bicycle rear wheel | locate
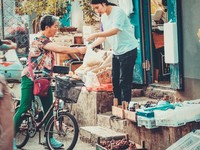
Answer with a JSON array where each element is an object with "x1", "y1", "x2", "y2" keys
[
  {"x1": 46, "y1": 112, "x2": 79, "y2": 150},
  {"x1": 16, "y1": 115, "x2": 30, "y2": 148}
]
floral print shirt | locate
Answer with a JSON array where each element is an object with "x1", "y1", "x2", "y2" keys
[{"x1": 21, "y1": 35, "x2": 55, "y2": 80}]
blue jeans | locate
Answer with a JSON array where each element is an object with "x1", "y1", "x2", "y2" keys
[{"x1": 112, "y1": 48, "x2": 137, "y2": 105}]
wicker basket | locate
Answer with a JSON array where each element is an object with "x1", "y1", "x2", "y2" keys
[{"x1": 54, "y1": 76, "x2": 83, "y2": 103}]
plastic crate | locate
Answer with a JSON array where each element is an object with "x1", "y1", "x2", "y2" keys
[
  {"x1": 137, "y1": 116, "x2": 158, "y2": 129},
  {"x1": 54, "y1": 76, "x2": 83, "y2": 103},
  {"x1": 166, "y1": 130, "x2": 200, "y2": 150}
]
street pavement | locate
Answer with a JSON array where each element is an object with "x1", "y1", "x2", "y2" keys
[
  {"x1": 9, "y1": 83, "x2": 95, "y2": 150},
  {"x1": 18, "y1": 132, "x2": 95, "y2": 150}
]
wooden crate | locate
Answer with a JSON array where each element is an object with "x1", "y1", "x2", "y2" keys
[
  {"x1": 96, "y1": 138, "x2": 147, "y2": 150},
  {"x1": 124, "y1": 110, "x2": 137, "y2": 122},
  {"x1": 112, "y1": 105, "x2": 125, "y2": 119},
  {"x1": 111, "y1": 99, "x2": 127, "y2": 119}
]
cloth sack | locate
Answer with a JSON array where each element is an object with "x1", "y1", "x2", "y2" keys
[{"x1": 33, "y1": 78, "x2": 50, "y2": 97}]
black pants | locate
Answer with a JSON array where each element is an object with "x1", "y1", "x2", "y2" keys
[{"x1": 112, "y1": 48, "x2": 137, "y2": 105}]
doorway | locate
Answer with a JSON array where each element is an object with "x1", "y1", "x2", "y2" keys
[
  {"x1": 132, "y1": 0, "x2": 183, "y2": 89},
  {"x1": 150, "y1": 0, "x2": 170, "y2": 86}
]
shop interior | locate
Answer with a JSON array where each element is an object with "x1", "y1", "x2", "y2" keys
[{"x1": 150, "y1": 0, "x2": 170, "y2": 84}]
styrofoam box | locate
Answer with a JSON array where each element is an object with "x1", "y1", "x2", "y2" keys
[
  {"x1": 154, "y1": 108, "x2": 186, "y2": 127},
  {"x1": 166, "y1": 130, "x2": 200, "y2": 150},
  {"x1": 137, "y1": 116, "x2": 158, "y2": 129},
  {"x1": 155, "y1": 104, "x2": 200, "y2": 127},
  {"x1": 180, "y1": 104, "x2": 200, "y2": 123}
]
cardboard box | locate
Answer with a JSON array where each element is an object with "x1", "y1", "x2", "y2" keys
[{"x1": 97, "y1": 69, "x2": 112, "y2": 84}]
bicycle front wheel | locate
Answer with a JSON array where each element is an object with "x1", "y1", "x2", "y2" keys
[{"x1": 46, "y1": 112, "x2": 79, "y2": 150}]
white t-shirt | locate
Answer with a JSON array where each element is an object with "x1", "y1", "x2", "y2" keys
[{"x1": 101, "y1": 6, "x2": 138, "y2": 55}]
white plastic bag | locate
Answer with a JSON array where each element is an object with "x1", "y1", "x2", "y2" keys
[
  {"x1": 84, "y1": 71, "x2": 100, "y2": 87},
  {"x1": 83, "y1": 49, "x2": 103, "y2": 67}
]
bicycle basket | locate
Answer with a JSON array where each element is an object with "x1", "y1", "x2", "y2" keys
[{"x1": 54, "y1": 76, "x2": 82, "y2": 103}]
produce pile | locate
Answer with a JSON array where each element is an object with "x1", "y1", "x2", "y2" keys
[{"x1": 99, "y1": 138, "x2": 136, "y2": 150}]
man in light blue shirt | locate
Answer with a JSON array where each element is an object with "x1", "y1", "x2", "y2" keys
[{"x1": 87, "y1": 0, "x2": 138, "y2": 105}]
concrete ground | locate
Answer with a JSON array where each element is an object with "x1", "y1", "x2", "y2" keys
[{"x1": 18, "y1": 132, "x2": 95, "y2": 150}]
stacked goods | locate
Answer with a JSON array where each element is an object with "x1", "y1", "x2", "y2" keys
[
  {"x1": 59, "y1": 27, "x2": 77, "y2": 33},
  {"x1": 136, "y1": 100, "x2": 174, "y2": 129},
  {"x1": 51, "y1": 34, "x2": 74, "y2": 47}
]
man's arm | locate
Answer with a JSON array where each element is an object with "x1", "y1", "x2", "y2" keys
[{"x1": 87, "y1": 28, "x2": 120, "y2": 42}]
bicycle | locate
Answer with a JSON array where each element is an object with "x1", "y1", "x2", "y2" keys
[
  {"x1": 15, "y1": 66, "x2": 82, "y2": 150},
  {"x1": 13, "y1": 94, "x2": 44, "y2": 123}
]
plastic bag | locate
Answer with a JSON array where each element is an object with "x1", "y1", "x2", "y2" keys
[
  {"x1": 83, "y1": 49, "x2": 103, "y2": 67},
  {"x1": 84, "y1": 71, "x2": 100, "y2": 87}
]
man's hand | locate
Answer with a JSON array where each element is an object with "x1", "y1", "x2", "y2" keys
[
  {"x1": 9, "y1": 41, "x2": 17, "y2": 49},
  {"x1": 2, "y1": 40, "x2": 12, "y2": 45},
  {"x1": 86, "y1": 33, "x2": 98, "y2": 42}
]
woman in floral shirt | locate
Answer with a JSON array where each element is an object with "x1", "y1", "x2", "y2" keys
[{"x1": 13, "y1": 15, "x2": 86, "y2": 149}]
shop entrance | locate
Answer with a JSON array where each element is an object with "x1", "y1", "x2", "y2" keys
[
  {"x1": 150, "y1": 0, "x2": 170, "y2": 85},
  {"x1": 137, "y1": 0, "x2": 183, "y2": 90}
]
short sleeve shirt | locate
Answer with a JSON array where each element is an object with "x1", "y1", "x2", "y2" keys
[
  {"x1": 21, "y1": 35, "x2": 55, "y2": 80},
  {"x1": 101, "y1": 6, "x2": 138, "y2": 55}
]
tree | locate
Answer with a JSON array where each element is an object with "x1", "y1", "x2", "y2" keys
[
  {"x1": 15, "y1": 0, "x2": 70, "y2": 33},
  {"x1": 78, "y1": 0, "x2": 99, "y2": 25},
  {"x1": 16, "y1": 0, "x2": 70, "y2": 17}
]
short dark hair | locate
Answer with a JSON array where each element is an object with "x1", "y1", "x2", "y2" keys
[
  {"x1": 90, "y1": 0, "x2": 117, "y2": 6},
  {"x1": 40, "y1": 15, "x2": 59, "y2": 31}
]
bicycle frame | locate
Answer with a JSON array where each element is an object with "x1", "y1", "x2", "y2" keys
[{"x1": 35, "y1": 97, "x2": 67, "y2": 145}]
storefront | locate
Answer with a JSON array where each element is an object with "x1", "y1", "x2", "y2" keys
[{"x1": 131, "y1": 0, "x2": 183, "y2": 90}]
